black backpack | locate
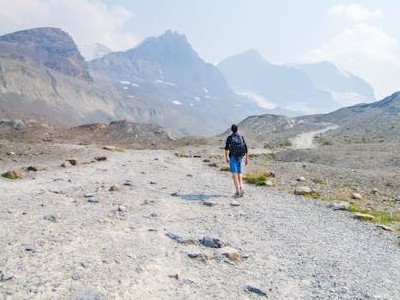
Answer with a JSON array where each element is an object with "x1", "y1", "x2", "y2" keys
[{"x1": 230, "y1": 134, "x2": 246, "y2": 158}]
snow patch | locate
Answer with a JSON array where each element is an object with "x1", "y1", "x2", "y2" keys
[
  {"x1": 119, "y1": 81, "x2": 131, "y2": 85},
  {"x1": 171, "y1": 100, "x2": 182, "y2": 105},
  {"x1": 156, "y1": 80, "x2": 177, "y2": 87},
  {"x1": 237, "y1": 91, "x2": 276, "y2": 109}
]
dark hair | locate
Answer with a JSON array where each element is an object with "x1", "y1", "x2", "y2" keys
[{"x1": 231, "y1": 124, "x2": 238, "y2": 133}]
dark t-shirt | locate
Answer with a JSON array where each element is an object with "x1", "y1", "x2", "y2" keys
[{"x1": 225, "y1": 133, "x2": 248, "y2": 157}]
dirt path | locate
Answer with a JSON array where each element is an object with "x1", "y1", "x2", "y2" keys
[
  {"x1": 0, "y1": 147, "x2": 399, "y2": 299},
  {"x1": 290, "y1": 124, "x2": 339, "y2": 149}
]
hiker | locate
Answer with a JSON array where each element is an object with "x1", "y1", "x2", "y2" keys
[{"x1": 224, "y1": 124, "x2": 249, "y2": 197}]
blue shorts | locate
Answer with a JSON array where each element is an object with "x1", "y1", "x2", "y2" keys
[{"x1": 229, "y1": 156, "x2": 243, "y2": 173}]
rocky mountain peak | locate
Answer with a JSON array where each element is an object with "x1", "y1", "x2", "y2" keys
[
  {"x1": 130, "y1": 30, "x2": 200, "y2": 64},
  {"x1": 0, "y1": 27, "x2": 92, "y2": 81}
]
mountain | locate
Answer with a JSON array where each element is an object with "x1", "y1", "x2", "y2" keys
[
  {"x1": 89, "y1": 30, "x2": 266, "y2": 135},
  {"x1": 217, "y1": 50, "x2": 374, "y2": 115},
  {"x1": 296, "y1": 61, "x2": 375, "y2": 106},
  {"x1": 0, "y1": 27, "x2": 92, "y2": 81},
  {"x1": 0, "y1": 27, "x2": 128, "y2": 126}
]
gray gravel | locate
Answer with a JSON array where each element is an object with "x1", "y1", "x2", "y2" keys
[{"x1": 0, "y1": 147, "x2": 399, "y2": 299}]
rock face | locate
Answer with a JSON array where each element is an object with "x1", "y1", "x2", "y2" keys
[{"x1": 0, "y1": 27, "x2": 92, "y2": 81}]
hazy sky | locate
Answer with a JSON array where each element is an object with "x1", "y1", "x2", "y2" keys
[{"x1": 0, "y1": 0, "x2": 399, "y2": 99}]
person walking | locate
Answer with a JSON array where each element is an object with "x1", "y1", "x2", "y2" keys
[{"x1": 224, "y1": 124, "x2": 249, "y2": 197}]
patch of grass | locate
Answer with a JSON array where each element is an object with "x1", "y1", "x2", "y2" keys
[
  {"x1": 312, "y1": 178, "x2": 325, "y2": 185},
  {"x1": 278, "y1": 140, "x2": 292, "y2": 147},
  {"x1": 317, "y1": 138, "x2": 333, "y2": 146},
  {"x1": 349, "y1": 204, "x2": 400, "y2": 225},
  {"x1": 220, "y1": 166, "x2": 230, "y2": 172},
  {"x1": 244, "y1": 169, "x2": 271, "y2": 186},
  {"x1": 301, "y1": 190, "x2": 321, "y2": 199}
]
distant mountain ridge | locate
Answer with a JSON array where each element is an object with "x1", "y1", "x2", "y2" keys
[{"x1": 217, "y1": 50, "x2": 375, "y2": 115}]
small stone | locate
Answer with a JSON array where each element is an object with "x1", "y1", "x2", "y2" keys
[
  {"x1": 1, "y1": 170, "x2": 23, "y2": 179},
  {"x1": 353, "y1": 213, "x2": 375, "y2": 221},
  {"x1": 200, "y1": 236, "x2": 223, "y2": 248},
  {"x1": 118, "y1": 205, "x2": 127, "y2": 212},
  {"x1": 109, "y1": 184, "x2": 121, "y2": 192},
  {"x1": 71, "y1": 272, "x2": 82, "y2": 280},
  {"x1": 296, "y1": 176, "x2": 306, "y2": 182},
  {"x1": 27, "y1": 165, "x2": 46, "y2": 172},
  {"x1": 265, "y1": 179, "x2": 275, "y2": 187},
  {"x1": 219, "y1": 247, "x2": 241, "y2": 261},
  {"x1": 294, "y1": 186, "x2": 312, "y2": 196},
  {"x1": 330, "y1": 201, "x2": 350, "y2": 211},
  {"x1": 0, "y1": 272, "x2": 13, "y2": 281},
  {"x1": 376, "y1": 224, "x2": 394, "y2": 232},
  {"x1": 230, "y1": 201, "x2": 240, "y2": 207},
  {"x1": 94, "y1": 156, "x2": 107, "y2": 161},
  {"x1": 123, "y1": 180, "x2": 133, "y2": 186},
  {"x1": 244, "y1": 285, "x2": 268, "y2": 297},
  {"x1": 203, "y1": 200, "x2": 216, "y2": 207},
  {"x1": 352, "y1": 193, "x2": 362, "y2": 200},
  {"x1": 44, "y1": 215, "x2": 57, "y2": 223},
  {"x1": 24, "y1": 245, "x2": 36, "y2": 252},
  {"x1": 188, "y1": 252, "x2": 200, "y2": 258},
  {"x1": 88, "y1": 198, "x2": 99, "y2": 203},
  {"x1": 61, "y1": 161, "x2": 72, "y2": 168}
]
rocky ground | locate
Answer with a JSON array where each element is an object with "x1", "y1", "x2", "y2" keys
[{"x1": 0, "y1": 132, "x2": 399, "y2": 299}]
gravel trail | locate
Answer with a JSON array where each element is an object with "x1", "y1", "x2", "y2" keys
[
  {"x1": 290, "y1": 125, "x2": 340, "y2": 149},
  {"x1": 0, "y1": 147, "x2": 399, "y2": 299}
]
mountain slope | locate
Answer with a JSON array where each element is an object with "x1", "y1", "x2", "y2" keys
[{"x1": 317, "y1": 91, "x2": 400, "y2": 141}]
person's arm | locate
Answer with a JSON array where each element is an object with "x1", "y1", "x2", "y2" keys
[
  {"x1": 224, "y1": 136, "x2": 231, "y2": 163},
  {"x1": 225, "y1": 149, "x2": 229, "y2": 163},
  {"x1": 244, "y1": 137, "x2": 249, "y2": 166}
]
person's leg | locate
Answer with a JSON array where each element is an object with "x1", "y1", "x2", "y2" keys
[
  {"x1": 236, "y1": 158, "x2": 244, "y2": 196},
  {"x1": 238, "y1": 173, "x2": 244, "y2": 196},
  {"x1": 232, "y1": 173, "x2": 240, "y2": 194},
  {"x1": 230, "y1": 157, "x2": 241, "y2": 195}
]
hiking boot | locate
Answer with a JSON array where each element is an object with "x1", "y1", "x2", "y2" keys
[{"x1": 239, "y1": 187, "x2": 244, "y2": 197}]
